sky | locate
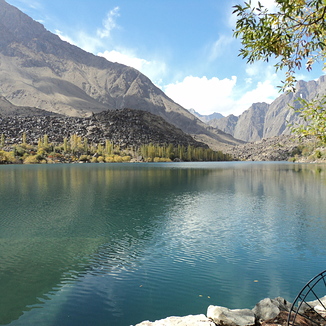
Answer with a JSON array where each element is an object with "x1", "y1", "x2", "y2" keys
[{"x1": 5, "y1": 0, "x2": 325, "y2": 117}]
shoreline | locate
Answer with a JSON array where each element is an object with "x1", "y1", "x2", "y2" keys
[{"x1": 135, "y1": 295, "x2": 325, "y2": 326}]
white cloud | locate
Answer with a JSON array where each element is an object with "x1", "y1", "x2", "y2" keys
[
  {"x1": 250, "y1": 0, "x2": 278, "y2": 11},
  {"x1": 55, "y1": 29, "x2": 103, "y2": 54},
  {"x1": 98, "y1": 50, "x2": 167, "y2": 86},
  {"x1": 207, "y1": 35, "x2": 234, "y2": 62},
  {"x1": 164, "y1": 76, "x2": 237, "y2": 116},
  {"x1": 55, "y1": 6, "x2": 120, "y2": 52},
  {"x1": 10, "y1": 0, "x2": 41, "y2": 10},
  {"x1": 163, "y1": 74, "x2": 279, "y2": 116},
  {"x1": 97, "y1": 7, "x2": 120, "y2": 39},
  {"x1": 235, "y1": 80, "x2": 279, "y2": 113},
  {"x1": 55, "y1": 30, "x2": 76, "y2": 45}
]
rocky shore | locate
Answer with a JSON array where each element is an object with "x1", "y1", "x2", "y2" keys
[
  {"x1": 225, "y1": 135, "x2": 326, "y2": 162},
  {"x1": 1, "y1": 108, "x2": 325, "y2": 163},
  {"x1": 135, "y1": 296, "x2": 326, "y2": 326}
]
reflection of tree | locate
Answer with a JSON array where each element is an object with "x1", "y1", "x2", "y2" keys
[
  {"x1": 0, "y1": 164, "x2": 215, "y2": 324},
  {"x1": 1, "y1": 163, "x2": 325, "y2": 324}
]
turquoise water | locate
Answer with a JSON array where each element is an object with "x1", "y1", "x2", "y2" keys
[{"x1": 0, "y1": 162, "x2": 326, "y2": 325}]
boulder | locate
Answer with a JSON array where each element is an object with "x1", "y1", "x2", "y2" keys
[
  {"x1": 135, "y1": 314, "x2": 215, "y2": 326},
  {"x1": 207, "y1": 305, "x2": 255, "y2": 326},
  {"x1": 252, "y1": 297, "x2": 292, "y2": 321},
  {"x1": 300, "y1": 295, "x2": 326, "y2": 314},
  {"x1": 261, "y1": 311, "x2": 312, "y2": 326}
]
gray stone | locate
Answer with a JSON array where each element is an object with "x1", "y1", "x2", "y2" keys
[
  {"x1": 299, "y1": 295, "x2": 326, "y2": 314},
  {"x1": 207, "y1": 305, "x2": 255, "y2": 326},
  {"x1": 252, "y1": 297, "x2": 292, "y2": 322},
  {"x1": 0, "y1": 108, "x2": 206, "y2": 150},
  {"x1": 135, "y1": 314, "x2": 215, "y2": 326}
]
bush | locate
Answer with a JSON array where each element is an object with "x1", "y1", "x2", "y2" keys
[
  {"x1": 79, "y1": 155, "x2": 89, "y2": 162},
  {"x1": 105, "y1": 156, "x2": 114, "y2": 163},
  {"x1": 122, "y1": 156, "x2": 131, "y2": 162},
  {"x1": 113, "y1": 155, "x2": 123, "y2": 163},
  {"x1": 14, "y1": 146, "x2": 26, "y2": 157},
  {"x1": 24, "y1": 155, "x2": 40, "y2": 164},
  {"x1": 0, "y1": 150, "x2": 9, "y2": 164},
  {"x1": 153, "y1": 157, "x2": 172, "y2": 162}
]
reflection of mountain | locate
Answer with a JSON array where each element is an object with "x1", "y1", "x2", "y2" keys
[
  {"x1": 163, "y1": 163, "x2": 326, "y2": 263},
  {"x1": 0, "y1": 165, "x2": 216, "y2": 324}
]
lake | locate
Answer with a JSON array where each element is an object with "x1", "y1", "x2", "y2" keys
[{"x1": 0, "y1": 162, "x2": 326, "y2": 326}]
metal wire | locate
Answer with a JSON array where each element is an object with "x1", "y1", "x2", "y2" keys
[{"x1": 287, "y1": 270, "x2": 326, "y2": 326}]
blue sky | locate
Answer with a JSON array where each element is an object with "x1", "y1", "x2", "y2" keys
[{"x1": 6, "y1": 0, "x2": 325, "y2": 116}]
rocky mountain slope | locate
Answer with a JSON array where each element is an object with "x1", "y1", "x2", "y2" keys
[
  {"x1": 0, "y1": 107, "x2": 207, "y2": 149},
  {"x1": 224, "y1": 134, "x2": 326, "y2": 162},
  {"x1": 210, "y1": 76, "x2": 326, "y2": 142},
  {"x1": 0, "y1": 0, "x2": 241, "y2": 149}
]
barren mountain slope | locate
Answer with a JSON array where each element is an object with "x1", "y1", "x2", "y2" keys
[
  {"x1": 0, "y1": 0, "x2": 242, "y2": 149},
  {"x1": 210, "y1": 76, "x2": 326, "y2": 142}
]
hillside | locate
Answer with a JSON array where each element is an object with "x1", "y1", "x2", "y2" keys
[
  {"x1": 0, "y1": 0, "x2": 241, "y2": 149},
  {"x1": 210, "y1": 76, "x2": 326, "y2": 142},
  {"x1": 0, "y1": 108, "x2": 207, "y2": 149}
]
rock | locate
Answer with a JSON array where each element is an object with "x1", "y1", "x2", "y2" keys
[
  {"x1": 252, "y1": 297, "x2": 292, "y2": 321},
  {"x1": 225, "y1": 134, "x2": 326, "y2": 162},
  {"x1": 300, "y1": 295, "x2": 326, "y2": 314},
  {"x1": 0, "y1": 108, "x2": 207, "y2": 150},
  {"x1": 135, "y1": 314, "x2": 215, "y2": 326},
  {"x1": 261, "y1": 311, "x2": 312, "y2": 326},
  {"x1": 207, "y1": 305, "x2": 255, "y2": 326}
]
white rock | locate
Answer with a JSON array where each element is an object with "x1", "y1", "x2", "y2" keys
[
  {"x1": 299, "y1": 295, "x2": 326, "y2": 313},
  {"x1": 252, "y1": 297, "x2": 291, "y2": 321},
  {"x1": 135, "y1": 314, "x2": 215, "y2": 326},
  {"x1": 207, "y1": 305, "x2": 255, "y2": 326}
]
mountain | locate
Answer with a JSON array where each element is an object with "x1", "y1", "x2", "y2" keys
[
  {"x1": 210, "y1": 76, "x2": 326, "y2": 142},
  {"x1": 210, "y1": 103, "x2": 269, "y2": 142},
  {"x1": 188, "y1": 109, "x2": 224, "y2": 124},
  {"x1": 0, "y1": 96, "x2": 60, "y2": 116},
  {"x1": 0, "y1": 108, "x2": 207, "y2": 149},
  {"x1": 0, "y1": 0, "x2": 242, "y2": 149}
]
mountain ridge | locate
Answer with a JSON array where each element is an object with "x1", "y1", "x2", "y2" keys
[
  {"x1": 200, "y1": 76, "x2": 326, "y2": 142},
  {"x1": 0, "y1": 0, "x2": 242, "y2": 149}
]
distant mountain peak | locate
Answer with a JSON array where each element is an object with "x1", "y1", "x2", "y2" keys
[
  {"x1": 211, "y1": 76, "x2": 326, "y2": 142},
  {"x1": 188, "y1": 109, "x2": 224, "y2": 123}
]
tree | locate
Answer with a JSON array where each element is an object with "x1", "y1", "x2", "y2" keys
[
  {"x1": 105, "y1": 139, "x2": 113, "y2": 155},
  {"x1": 0, "y1": 134, "x2": 5, "y2": 148},
  {"x1": 63, "y1": 137, "x2": 68, "y2": 153},
  {"x1": 233, "y1": 0, "x2": 326, "y2": 91},
  {"x1": 233, "y1": 0, "x2": 326, "y2": 142},
  {"x1": 291, "y1": 95, "x2": 326, "y2": 142},
  {"x1": 22, "y1": 132, "x2": 27, "y2": 145},
  {"x1": 83, "y1": 137, "x2": 89, "y2": 153}
]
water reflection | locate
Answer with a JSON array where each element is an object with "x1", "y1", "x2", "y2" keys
[{"x1": 0, "y1": 163, "x2": 326, "y2": 325}]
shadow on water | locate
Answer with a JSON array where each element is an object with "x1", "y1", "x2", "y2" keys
[{"x1": 0, "y1": 162, "x2": 325, "y2": 325}]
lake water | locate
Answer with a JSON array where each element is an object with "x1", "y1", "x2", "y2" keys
[{"x1": 1, "y1": 162, "x2": 326, "y2": 326}]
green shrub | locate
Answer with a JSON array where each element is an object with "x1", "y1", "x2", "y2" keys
[
  {"x1": 24, "y1": 155, "x2": 40, "y2": 164},
  {"x1": 79, "y1": 155, "x2": 89, "y2": 162}
]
